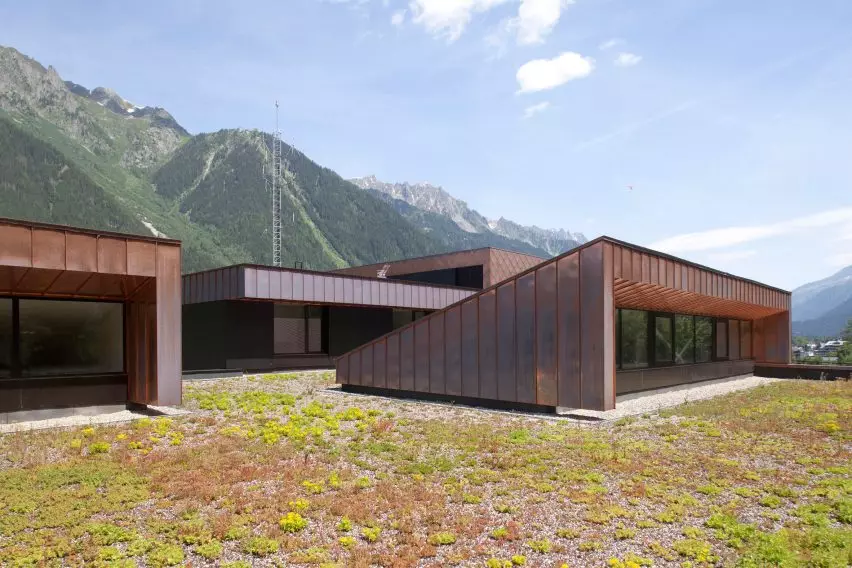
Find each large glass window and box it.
[728,319,740,360]
[716,320,728,359]
[695,317,713,363]
[654,315,674,364]
[0,299,11,378]
[675,315,695,364]
[620,309,648,369]
[19,300,123,377]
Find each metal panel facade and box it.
[336,236,790,411]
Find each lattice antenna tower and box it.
[269,101,283,267]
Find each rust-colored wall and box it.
[337,241,616,410]
[753,311,792,364]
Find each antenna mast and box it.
[270,101,283,267]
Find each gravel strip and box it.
[0,409,153,433]
[564,374,782,420]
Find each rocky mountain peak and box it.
[351,175,587,256]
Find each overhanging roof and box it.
[183,264,477,310]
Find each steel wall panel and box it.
[0,225,31,267]
[515,272,536,404]
[66,233,98,272]
[478,290,498,400]
[361,343,374,387]
[337,354,349,384]
[270,269,281,299]
[292,271,303,300]
[354,280,363,305]
[316,275,326,302]
[334,278,344,302]
[155,244,182,406]
[400,328,414,390]
[304,274,315,301]
[388,283,397,306]
[444,306,462,396]
[31,229,65,270]
[257,269,270,299]
[350,350,361,385]
[371,281,380,305]
[403,285,411,308]
[496,282,516,401]
[580,243,607,410]
[374,341,387,389]
[535,262,558,406]
[557,253,581,408]
[386,334,400,389]
[429,312,445,394]
[379,281,388,305]
[414,320,430,392]
[362,279,371,304]
[98,238,127,275]
[461,299,479,397]
[343,278,353,303]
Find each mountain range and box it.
[351,175,586,257]
[791,265,852,337]
[0,45,584,273]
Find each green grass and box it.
[0,376,848,566]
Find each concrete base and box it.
[1,404,128,425]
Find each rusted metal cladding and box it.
[754,311,791,364]
[154,244,182,406]
[335,236,788,412]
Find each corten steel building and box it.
[0,218,182,420]
[335,237,792,412]
[181,265,479,373]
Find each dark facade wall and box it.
[183,302,229,370]
[183,301,273,371]
[227,301,274,360]
[0,375,127,413]
[392,265,484,289]
[617,359,754,394]
[328,306,394,357]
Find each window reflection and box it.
[675,315,695,364]
[695,317,713,363]
[655,316,673,363]
[620,309,648,369]
[19,300,123,377]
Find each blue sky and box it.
[2,0,851,290]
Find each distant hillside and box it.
[351,175,586,256]
[792,265,852,336]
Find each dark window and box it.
[274,305,306,354]
[695,317,713,363]
[18,300,123,377]
[392,309,414,329]
[715,319,728,359]
[741,321,752,359]
[675,315,695,364]
[654,315,674,364]
[620,309,648,369]
[0,299,11,378]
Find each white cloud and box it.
[707,249,757,263]
[614,52,642,66]
[408,0,511,42]
[523,101,551,118]
[599,38,622,50]
[648,207,852,254]
[515,0,571,45]
[391,9,406,26]
[516,51,594,93]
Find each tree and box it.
[843,318,852,342]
